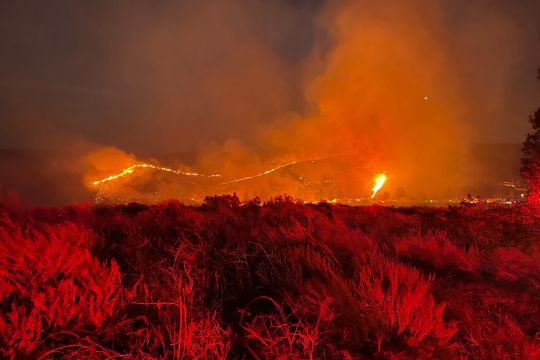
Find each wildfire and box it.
[371,173,387,198]
[220,153,353,185]
[91,158,391,205]
[220,161,298,185]
[92,153,351,187]
[92,163,221,186]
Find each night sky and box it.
[1,0,539,153]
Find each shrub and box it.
[0,197,538,358]
[395,231,480,274]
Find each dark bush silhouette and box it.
[521,70,540,212]
[0,196,539,359]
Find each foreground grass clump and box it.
[0,195,539,359]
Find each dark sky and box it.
[0,0,539,154]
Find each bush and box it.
[0,197,538,359]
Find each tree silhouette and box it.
[521,70,540,208]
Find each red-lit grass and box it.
[395,231,480,274]
[0,196,538,359]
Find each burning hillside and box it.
[0,1,538,205]
[77,1,489,204]
[88,151,389,204]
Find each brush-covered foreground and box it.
[0,195,539,359]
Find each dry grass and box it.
[0,195,538,359]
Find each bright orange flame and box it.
[92,163,220,186]
[220,161,298,185]
[92,153,350,187]
[371,173,387,198]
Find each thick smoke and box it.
[60,0,540,200]
[259,0,470,198]
[1,0,539,203]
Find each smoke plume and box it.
[1,0,539,203]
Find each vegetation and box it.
[1,195,539,359]
[522,107,540,210]
[521,70,540,211]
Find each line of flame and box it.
[92,163,221,186]
[92,153,356,187]
[220,161,298,185]
[219,153,353,185]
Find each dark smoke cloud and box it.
[0,0,326,153]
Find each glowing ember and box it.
[371,173,387,198]
[92,163,221,186]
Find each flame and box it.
[220,153,353,185]
[220,161,298,185]
[371,173,387,198]
[92,153,351,187]
[92,163,220,186]
[91,156,390,204]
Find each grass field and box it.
[1,195,539,359]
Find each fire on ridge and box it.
[91,155,388,203]
[92,163,221,186]
[91,154,358,187]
